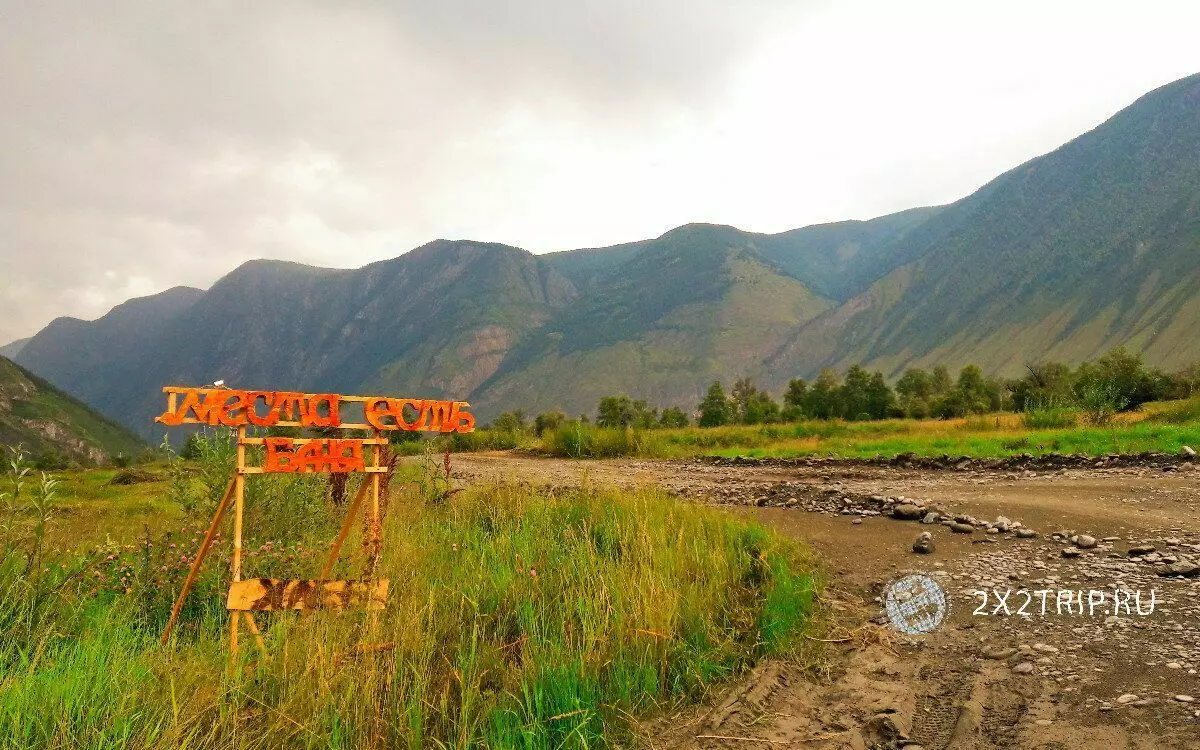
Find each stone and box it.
[1033,643,1059,654]
[1075,534,1098,549]
[1116,694,1139,704]
[1176,695,1196,703]
[950,522,975,534]
[1158,561,1200,577]
[921,511,941,524]
[1012,662,1035,674]
[1061,547,1082,558]
[1127,545,1156,557]
[1015,528,1037,539]
[984,647,1018,660]
[912,532,935,554]
[892,504,923,520]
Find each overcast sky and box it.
[2,1,1198,344]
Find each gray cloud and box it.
[0,0,802,343]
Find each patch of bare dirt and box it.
[448,453,1200,749]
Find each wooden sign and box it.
[157,383,459,660]
[227,578,389,611]
[156,387,475,433]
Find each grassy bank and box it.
[0,458,818,748]
[520,397,1200,460]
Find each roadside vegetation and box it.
[0,438,819,749]
[419,348,1200,460]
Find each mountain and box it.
[13,73,1200,430]
[0,338,30,359]
[0,356,146,464]
[476,223,833,415]
[18,242,577,435]
[769,72,1200,383]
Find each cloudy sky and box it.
[2,1,1198,344]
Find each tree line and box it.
[482,348,1200,433]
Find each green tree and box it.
[782,379,808,421]
[865,371,895,420]
[730,378,758,424]
[533,410,567,437]
[931,365,953,397]
[895,367,933,418]
[492,410,527,433]
[659,406,690,428]
[744,391,781,424]
[956,365,991,414]
[597,396,656,429]
[698,381,731,427]
[840,365,873,420]
[805,369,841,420]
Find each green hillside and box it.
[770,72,1200,384]
[0,356,145,464]
[476,224,833,416]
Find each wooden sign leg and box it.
[243,612,268,658]
[160,477,236,646]
[230,426,246,657]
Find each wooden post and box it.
[371,430,382,554]
[160,477,236,646]
[242,612,268,658]
[231,426,246,656]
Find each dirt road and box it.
[450,453,1200,749]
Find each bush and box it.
[1021,403,1079,429]
[109,468,158,485]
[541,422,649,458]
[1077,381,1127,427]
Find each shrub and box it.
[1021,403,1079,429]
[1077,381,1127,427]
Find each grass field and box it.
[0,451,819,749]
[518,397,1200,460]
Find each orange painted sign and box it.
[263,437,365,473]
[156,387,475,433]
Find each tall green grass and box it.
[0,477,818,749]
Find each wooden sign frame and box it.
[157,386,474,658]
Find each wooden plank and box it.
[160,476,236,646]
[227,579,389,611]
[240,465,388,475]
[239,436,388,445]
[231,426,246,654]
[167,417,379,430]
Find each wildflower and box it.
[529,567,538,579]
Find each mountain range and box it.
[11,73,1200,438]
